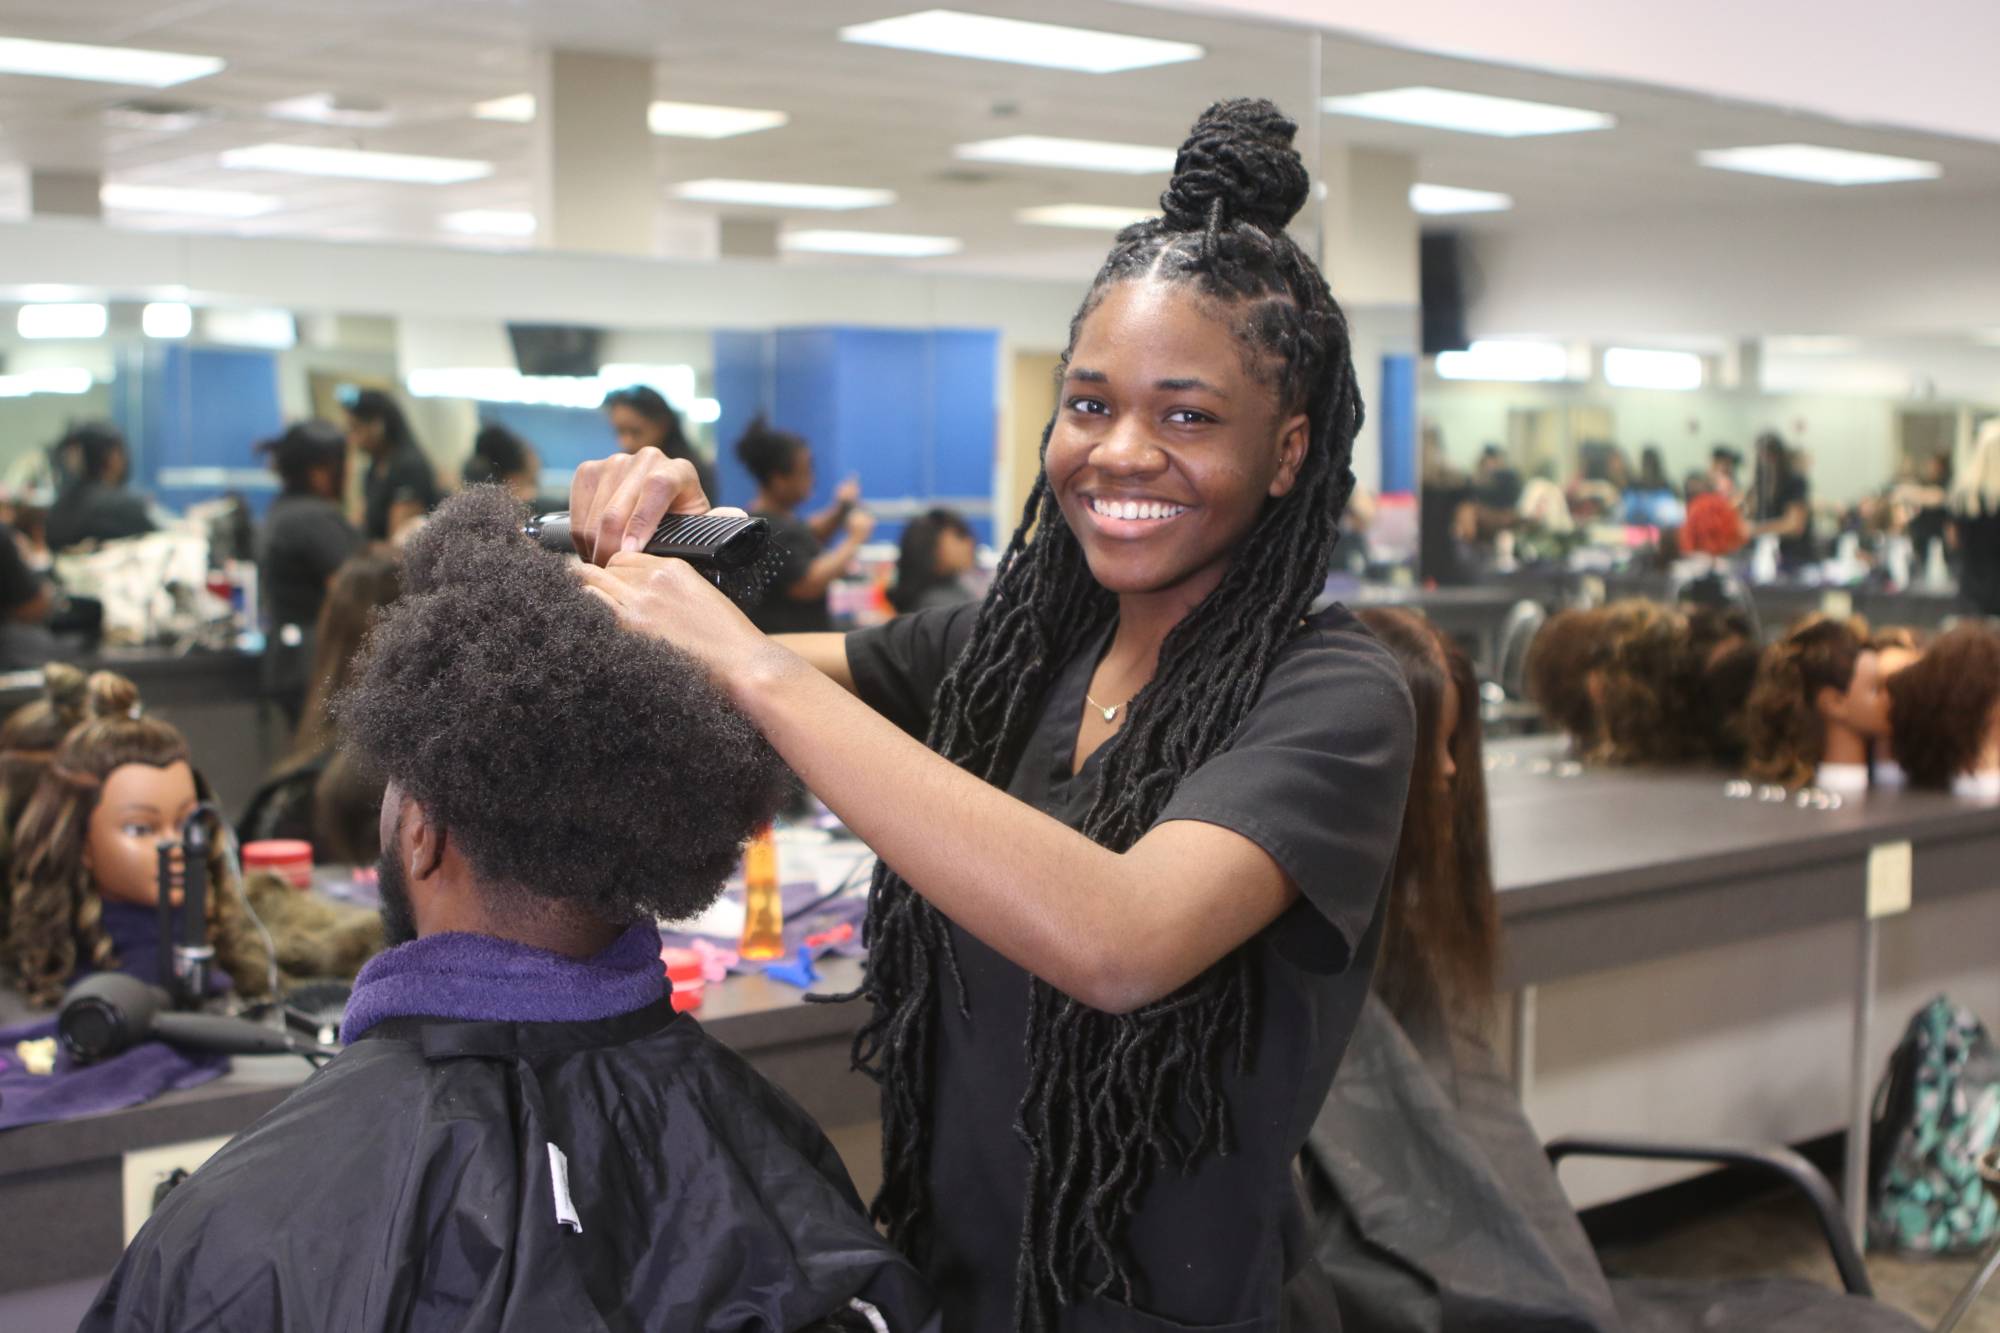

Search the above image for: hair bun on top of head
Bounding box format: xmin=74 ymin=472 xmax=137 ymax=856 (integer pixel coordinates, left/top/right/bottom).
xmin=1159 ymin=97 xmax=1311 ymax=236
xmin=42 ymin=662 xmax=87 ymax=724
xmin=84 ymin=670 xmax=141 ymax=721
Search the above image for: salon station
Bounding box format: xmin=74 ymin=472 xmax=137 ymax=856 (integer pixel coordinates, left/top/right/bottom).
xmin=2 ymin=5 xmax=2000 ymax=1333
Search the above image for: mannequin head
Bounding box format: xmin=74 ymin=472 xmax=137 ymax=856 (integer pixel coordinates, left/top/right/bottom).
xmin=0 ymin=664 xmax=90 ymax=861
xmin=1745 ymin=615 xmax=1874 ymax=788
xmin=1357 ymin=607 xmax=1496 ymax=1031
xmin=1525 ymin=607 xmax=1608 ymax=752
xmin=1594 ymin=600 xmax=1698 ymax=765
xmin=1863 ymin=627 xmax=1926 ymax=744
xmin=1886 ymin=623 xmax=2000 ymax=790
xmin=6 ymin=673 xmax=264 ymax=1007
xmin=1686 ymin=606 xmax=1760 ymax=766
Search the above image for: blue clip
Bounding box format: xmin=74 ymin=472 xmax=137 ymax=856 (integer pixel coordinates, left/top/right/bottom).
xmin=763 ymin=944 xmax=819 ymax=989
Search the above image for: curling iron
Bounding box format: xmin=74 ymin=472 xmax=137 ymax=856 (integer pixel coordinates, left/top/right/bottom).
xmin=156 ymin=804 xmax=223 ymax=1009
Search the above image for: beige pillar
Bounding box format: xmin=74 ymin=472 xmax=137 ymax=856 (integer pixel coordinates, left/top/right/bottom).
xmin=531 ymin=50 xmax=655 ymax=256
xmin=718 ymin=217 xmax=780 ymax=259
xmin=1320 ymin=144 xmax=1419 ymax=499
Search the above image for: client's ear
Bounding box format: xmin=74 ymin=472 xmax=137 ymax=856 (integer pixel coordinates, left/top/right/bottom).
xmin=404 ymin=798 xmax=447 ymax=882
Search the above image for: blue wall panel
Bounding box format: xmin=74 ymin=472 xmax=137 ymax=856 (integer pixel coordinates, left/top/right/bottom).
xmin=144 ymin=345 xmax=285 ymax=514
xmin=1379 ymin=354 xmax=1417 ymax=495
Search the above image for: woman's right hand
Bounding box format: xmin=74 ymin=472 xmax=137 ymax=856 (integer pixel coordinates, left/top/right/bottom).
xmin=568 ymin=446 xmax=713 ymax=566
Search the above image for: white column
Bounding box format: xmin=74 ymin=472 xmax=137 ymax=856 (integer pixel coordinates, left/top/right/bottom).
xmin=1320 ymin=144 xmax=1419 ymax=499
xmin=531 ymin=49 xmax=656 ymax=256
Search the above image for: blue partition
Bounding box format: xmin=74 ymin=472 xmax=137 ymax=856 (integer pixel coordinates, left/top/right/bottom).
xmin=1379 ymin=354 xmax=1417 ymax=496
xmin=142 ymin=345 xmax=286 ymax=514
xmin=710 ymin=325 xmax=999 ymax=543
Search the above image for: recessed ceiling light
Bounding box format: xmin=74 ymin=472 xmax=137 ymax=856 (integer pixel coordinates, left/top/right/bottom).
xmin=1435 ymin=340 xmax=1570 ymax=382
xmin=1017 ymin=204 xmax=1157 ymax=230
xmin=648 ymin=101 xmax=789 ymax=139
xmin=672 ymin=179 xmax=893 ymax=210
xmin=473 ymin=92 xmax=536 ymax=123
xmin=1410 ymin=183 xmax=1514 ymax=215
xmin=839 ymin=10 xmax=1202 ymax=73
xmin=1696 ymin=144 xmax=1941 ymax=186
xmin=1323 ymin=87 xmax=1613 ymax=137
xmin=17 ymin=304 xmax=108 ymax=340
xmin=955 ymin=136 xmax=1177 ymax=174
xmin=220 ymin=143 xmax=493 ymax=184
xmin=0 ymin=367 xmax=92 ymax=397
xmin=441 ymin=209 xmax=536 ymax=238
xmin=102 ymin=182 xmax=279 ymax=218
xmin=141 ymin=302 xmax=194 ymax=339
xmin=1603 ymin=347 xmax=1703 ymax=391
xmin=203 ymin=308 xmax=295 ymax=348
xmin=782 ymin=229 xmax=962 ymax=258
xmin=0 ymin=36 xmax=222 ymax=87
xmin=266 ymin=93 xmax=396 ymax=129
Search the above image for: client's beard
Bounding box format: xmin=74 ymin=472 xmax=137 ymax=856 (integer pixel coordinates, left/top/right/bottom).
xmin=376 ymin=847 xmax=417 ymax=948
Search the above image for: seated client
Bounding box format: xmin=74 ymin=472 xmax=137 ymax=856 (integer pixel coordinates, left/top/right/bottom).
xmin=84 ymin=488 xmax=937 ymax=1333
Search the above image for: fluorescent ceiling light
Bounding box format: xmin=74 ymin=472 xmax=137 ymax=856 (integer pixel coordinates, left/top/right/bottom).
xmin=1435 ymin=340 xmax=1569 ymax=382
xmin=441 ymin=208 xmax=536 ymax=238
xmin=471 ymin=94 xmax=787 ymax=139
xmin=0 ymin=36 xmax=222 ymax=87
xmin=101 ymin=182 xmax=279 ymax=218
xmin=955 ymin=135 xmax=1176 ymax=174
xmin=1764 ymin=335 xmax=1860 ymax=356
xmin=17 ymin=304 xmax=107 ymax=339
xmin=1323 ymin=87 xmax=1613 ymax=137
xmin=1410 ymin=183 xmax=1513 ymax=215
xmin=673 ymin=179 xmax=892 ymax=210
xmin=648 ymin=101 xmax=788 ymax=139
xmin=783 ymin=229 xmax=963 ymax=258
xmin=0 ymin=368 xmax=92 ymax=398
xmin=473 ymin=92 xmax=535 ymax=123
xmin=1017 ymin=203 xmax=1156 ymax=230
xmin=1696 ymin=143 xmax=1940 ymax=185
xmin=266 ymin=93 xmax=395 ymax=129
xmin=1603 ymin=347 xmax=1703 ymax=391
xmin=220 ymin=143 xmax=493 ymax=184
xmin=839 ymin=10 xmax=1203 ymax=73
xmin=406 ymin=363 xmax=704 ymax=412
xmin=141 ymin=302 xmax=194 ymax=339
xmin=202 ymin=308 xmax=296 ymax=349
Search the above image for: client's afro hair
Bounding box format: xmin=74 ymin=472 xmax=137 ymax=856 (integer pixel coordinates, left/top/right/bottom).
xmin=336 ymin=486 xmax=790 ymax=924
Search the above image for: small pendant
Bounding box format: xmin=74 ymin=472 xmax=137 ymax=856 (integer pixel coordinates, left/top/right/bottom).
xmin=1100 ymin=705 xmax=1119 ymax=722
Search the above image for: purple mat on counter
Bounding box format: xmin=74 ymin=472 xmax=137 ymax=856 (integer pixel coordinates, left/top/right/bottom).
xmin=659 ymin=881 xmax=868 ymax=973
xmin=0 ymin=1017 xmax=226 ymax=1132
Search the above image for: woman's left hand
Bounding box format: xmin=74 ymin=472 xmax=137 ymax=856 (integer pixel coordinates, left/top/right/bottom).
xmin=576 ymin=555 xmax=785 ymax=703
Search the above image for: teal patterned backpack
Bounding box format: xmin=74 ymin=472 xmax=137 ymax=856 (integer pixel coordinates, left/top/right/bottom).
xmin=1868 ymin=996 xmax=2000 ymax=1254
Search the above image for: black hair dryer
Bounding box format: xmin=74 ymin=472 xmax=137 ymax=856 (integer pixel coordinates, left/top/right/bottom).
xmin=155 ymin=804 xmax=222 ymax=1009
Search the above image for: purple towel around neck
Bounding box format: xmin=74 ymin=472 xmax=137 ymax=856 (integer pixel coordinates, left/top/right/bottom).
xmin=339 ymin=922 xmax=666 ymax=1045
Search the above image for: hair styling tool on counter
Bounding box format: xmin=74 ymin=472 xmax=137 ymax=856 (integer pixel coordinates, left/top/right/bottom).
xmin=156 ymin=804 xmax=222 ymax=1008
xmin=524 ymin=511 xmax=777 ymax=607
xmin=58 ymin=972 xmax=340 ymax=1065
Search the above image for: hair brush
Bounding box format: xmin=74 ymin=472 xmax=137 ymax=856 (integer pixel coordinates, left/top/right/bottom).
xmin=524 ymin=511 xmax=779 ymax=607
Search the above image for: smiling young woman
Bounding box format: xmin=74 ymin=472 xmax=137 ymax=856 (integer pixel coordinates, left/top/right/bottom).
xmin=571 ymin=98 xmax=1415 ymax=1332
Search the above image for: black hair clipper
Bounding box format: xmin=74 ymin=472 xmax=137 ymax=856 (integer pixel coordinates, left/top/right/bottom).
xmin=525 ymin=510 xmax=776 ymax=608
xmin=525 ymin=511 xmax=770 ymax=570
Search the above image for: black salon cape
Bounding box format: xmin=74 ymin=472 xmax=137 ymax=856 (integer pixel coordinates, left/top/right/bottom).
xmin=81 ymin=998 xmax=939 ymax=1333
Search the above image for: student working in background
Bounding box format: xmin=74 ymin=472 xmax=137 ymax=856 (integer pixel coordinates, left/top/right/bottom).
xmin=345 ymin=389 xmax=442 ymax=543
xmin=255 ymin=421 xmax=361 ymax=721
xmin=735 ymin=417 xmax=874 ymax=635
xmin=602 ymin=384 xmax=717 ymax=502
xmin=46 ymin=423 xmax=154 ymax=551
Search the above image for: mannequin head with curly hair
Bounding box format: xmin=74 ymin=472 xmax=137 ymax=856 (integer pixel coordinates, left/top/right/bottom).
xmin=1593 ymin=600 xmax=1699 ymax=765
xmin=1744 ymin=615 xmax=1880 ymax=789
xmin=0 ymin=663 xmax=90 ymax=889
xmin=6 ymin=672 xmax=267 ymax=1007
xmin=1886 ymin=623 xmax=2000 ymax=791
xmin=335 ymin=487 xmax=790 ymax=952
xmin=1525 ymin=607 xmax=1607 ymax=753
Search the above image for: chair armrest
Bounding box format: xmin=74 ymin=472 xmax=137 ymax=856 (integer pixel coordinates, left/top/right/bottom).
xmin=1546 ymin=1135 xmax=1871 ymax=1298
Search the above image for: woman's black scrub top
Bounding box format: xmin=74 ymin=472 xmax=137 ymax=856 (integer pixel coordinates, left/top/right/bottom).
xmin=846 ymin=601 xmax=1415 ymax=1332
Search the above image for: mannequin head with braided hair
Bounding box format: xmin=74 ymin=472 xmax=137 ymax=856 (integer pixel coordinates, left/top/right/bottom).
xmin=849 ymin=98 xmax=1362 ymax=1327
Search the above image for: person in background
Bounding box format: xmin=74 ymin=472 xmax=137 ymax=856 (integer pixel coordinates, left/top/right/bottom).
xmin=461 ymin=423 xmax=542 ymax=504
xmin=0 ymin=507 xmax=54 ymax=670
xmin=887 ymin=508 xmax=978 ymax=615
xmin=1952 ymin=419 xmax=2000 ymax=616
xmin=44 ymin=423 xmax=154 ymax=552
xmin=1621 ymin=444 xmax=1683 ymax=528
xmin=256 ymin=421 xmax=362 ymax=723
xmin=735 ymin=417 xmax=874 ymax=634
xmin=1709 ymin=445 xmax=1743 ymax=500
xmin=1418 ymin=436 xmax=1477 ymax=585
xmin=601 ymin=384 xmax=717 ymax=502
xmin=1745 ymin=430 xmax=1813 ymax=567
xmin=1471 ymin=444 xmax=1523 ymax=512
xmin=345 ymin=389 xmax=441 ymax=544
xmin=1897 ymin=451 xmax=1953 ymax=565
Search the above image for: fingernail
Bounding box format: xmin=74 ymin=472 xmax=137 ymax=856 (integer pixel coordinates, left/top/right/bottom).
xmin=622 ymin=533 xmax=641 ymax=553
